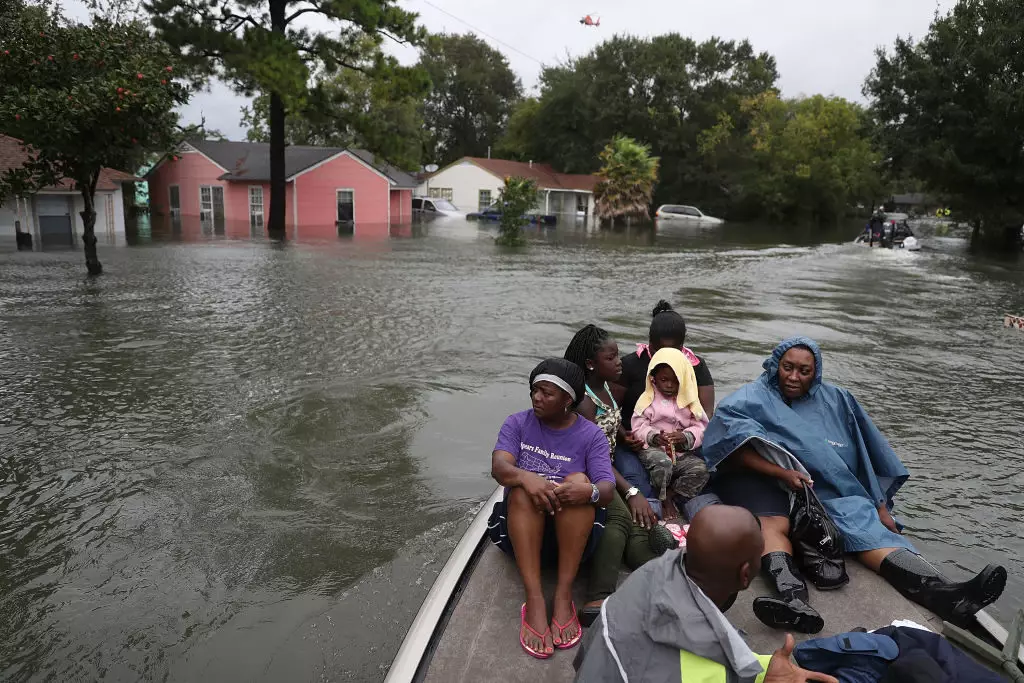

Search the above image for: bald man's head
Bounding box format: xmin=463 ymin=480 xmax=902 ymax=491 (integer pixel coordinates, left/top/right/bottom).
xmin=684 ymin=505 xmax=764 ymax=608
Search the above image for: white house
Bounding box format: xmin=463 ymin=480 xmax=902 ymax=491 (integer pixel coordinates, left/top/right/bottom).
xmin=417 ymin=157 xmax=598 ymax=218
xmin=0 ymin=134 xmax=140 ymax=248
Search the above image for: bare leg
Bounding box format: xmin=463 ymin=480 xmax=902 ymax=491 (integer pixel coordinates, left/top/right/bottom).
xmin=507 ymin=486 xmax=553 ymax=655
xmin=551 ymin=472 xmax=595 ymax=646
xmin=858 ymin=547 xmax=901 ymax=572
xmin=760 ymin=515 xmax=792 ymax=556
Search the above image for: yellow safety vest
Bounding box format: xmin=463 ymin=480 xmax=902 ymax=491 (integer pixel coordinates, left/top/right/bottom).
xmin=679 ymin=650 xmax=773 ymax=682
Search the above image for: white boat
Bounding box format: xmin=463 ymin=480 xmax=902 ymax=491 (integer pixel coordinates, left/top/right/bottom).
xmin=386 ymin=485 xmax=1023 ymax=682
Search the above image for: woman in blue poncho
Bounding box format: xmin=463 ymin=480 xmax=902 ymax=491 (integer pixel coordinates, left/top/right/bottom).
xmin=702 ymin=337 xmax=1006 ymax=634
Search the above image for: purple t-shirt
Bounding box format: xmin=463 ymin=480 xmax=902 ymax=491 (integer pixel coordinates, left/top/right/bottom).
xmin=494 ymin=409 xmax=614 ymax=485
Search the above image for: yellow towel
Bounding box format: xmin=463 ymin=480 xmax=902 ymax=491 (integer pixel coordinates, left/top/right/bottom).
xmin=634 ymin=347 xmax=704 ymax=420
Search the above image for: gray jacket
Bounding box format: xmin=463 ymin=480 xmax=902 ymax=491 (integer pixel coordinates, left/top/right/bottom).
xmin=574 ymin=551 xmax=767 ymax=683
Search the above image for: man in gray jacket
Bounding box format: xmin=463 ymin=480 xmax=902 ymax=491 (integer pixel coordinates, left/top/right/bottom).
xmin=574 ymin=505 xmax=837 ymax=683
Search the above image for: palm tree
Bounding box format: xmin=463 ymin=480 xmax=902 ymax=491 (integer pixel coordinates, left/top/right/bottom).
xmin=593 ymin=135 xmax=660 ymax=225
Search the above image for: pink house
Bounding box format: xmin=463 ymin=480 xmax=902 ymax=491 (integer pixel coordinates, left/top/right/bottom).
xmin=145 ymin=140 xmax=416 ymax=239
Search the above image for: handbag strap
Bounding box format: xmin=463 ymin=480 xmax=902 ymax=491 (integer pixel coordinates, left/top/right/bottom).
xmin=802 ymin=481 xmax=828 ymax=511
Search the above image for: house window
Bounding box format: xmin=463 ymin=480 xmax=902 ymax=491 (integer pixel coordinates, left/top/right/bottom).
xmin=169 ymin=185 xmax=180 ymax=217
xmin=576 ymin=194 xmax=588 ymax=213
xmin=478 ymin=190 xmax=492 ymax=211
xmin=249 ymin=186 xmax=264 ymax=231
xmin=429 ymin=187 xmax=453 ymax=201
xmin=337 ymin=189 xmax=355 ymax=223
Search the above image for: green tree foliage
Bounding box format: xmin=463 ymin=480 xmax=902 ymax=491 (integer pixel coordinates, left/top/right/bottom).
xmin=146 ymin=0 xmax=423 ymax=236
xmin=0 ymin=1 xmax=188 ymax=274
xmin=493 ymin=97 xmax=541 ymax=162
xmin=418 ymin=33 xmax=523 ymax=166
xmin=594 ymin=135 xmax=659 ymax=224
xmin=702 ymin=93 xmax=883 ymax=223
xmin=503 ymin=34 xmax=777 ymax=214
xmin=495 ymin=176 xmax=538 ymax=247
xmin=239 ymin=36 xmax=429 ymax=170
xmin=865 ymin=0 xmax=1024 ymax=239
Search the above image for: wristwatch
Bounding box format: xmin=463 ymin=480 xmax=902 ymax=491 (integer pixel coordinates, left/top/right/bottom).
xmin=624 ymin=486 xmax=640 ymax=501
xmin=590 ymin=483 xmax=600 ymax=503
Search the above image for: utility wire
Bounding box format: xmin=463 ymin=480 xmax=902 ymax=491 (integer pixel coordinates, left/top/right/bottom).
xmin=415 ymin=0 xmax=547 ymax=66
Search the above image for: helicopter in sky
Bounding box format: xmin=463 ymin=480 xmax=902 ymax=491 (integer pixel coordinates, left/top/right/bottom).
xmin=579 ymin=13 xmax=600 ymax=27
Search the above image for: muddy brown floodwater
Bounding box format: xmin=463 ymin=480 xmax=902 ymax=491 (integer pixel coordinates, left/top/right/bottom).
xmin=1 ymin=219 xmax=1022 ymax=681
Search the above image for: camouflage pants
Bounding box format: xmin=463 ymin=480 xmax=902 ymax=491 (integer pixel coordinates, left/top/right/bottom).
xmin=638 ymin=447 xmax=710 ymax=502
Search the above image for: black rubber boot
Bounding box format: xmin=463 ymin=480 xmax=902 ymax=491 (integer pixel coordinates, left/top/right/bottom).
xmin=879 ymin=549 xmax=1006 ymax=627
xmin=752 ymin=552 xmax=824 ymax=634
xmin=648 ymin=524 xmax=679 ymax=556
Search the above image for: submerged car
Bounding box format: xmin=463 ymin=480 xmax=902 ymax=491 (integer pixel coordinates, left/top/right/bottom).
xmin=465 ymin=204 xmax=557 ymax=225
xmin=413 ymin=197 xmax=464 ymax=217
xmin=655 ymin=204 xmax=724 ymax=225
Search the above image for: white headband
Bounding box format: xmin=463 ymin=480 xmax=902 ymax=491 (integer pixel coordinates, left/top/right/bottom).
xmin=532 ymin=373 xmax=576 ymax=401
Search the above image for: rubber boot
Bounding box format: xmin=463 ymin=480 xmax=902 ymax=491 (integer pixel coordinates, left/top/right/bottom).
xmin=879 ymin=549 xmax=1006 ymax=627
xmin=648 ymin=524 xmax=679 ymax=556
xmin=752 ymin=552 xmax=824 ymax=634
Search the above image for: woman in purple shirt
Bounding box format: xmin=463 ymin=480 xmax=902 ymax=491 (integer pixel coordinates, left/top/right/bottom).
xmin=488 ymin=358 xmax=615 ymax=660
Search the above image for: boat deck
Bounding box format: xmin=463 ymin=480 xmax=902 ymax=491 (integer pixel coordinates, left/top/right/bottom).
xmin=422 ymin=542 xmax=943 ymax=683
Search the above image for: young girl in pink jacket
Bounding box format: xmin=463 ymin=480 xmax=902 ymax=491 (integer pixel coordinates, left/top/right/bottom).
xmin=630 ymin=347 xmax=710 ymax=520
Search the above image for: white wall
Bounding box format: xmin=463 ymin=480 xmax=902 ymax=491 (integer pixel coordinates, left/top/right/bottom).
xmin=69 ymin=189 xmax=124 ymax=238
xmin=415 ymin=161 xmax=502 ymax=213
xmin=0 ymin=198 xmax=17 ymax=237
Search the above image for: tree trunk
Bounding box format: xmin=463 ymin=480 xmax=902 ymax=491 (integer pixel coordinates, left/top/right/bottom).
xmin=80 ymin=181 xmax=102 ymax=276
xmin=267 ymin=0 xmax=287 ymax=240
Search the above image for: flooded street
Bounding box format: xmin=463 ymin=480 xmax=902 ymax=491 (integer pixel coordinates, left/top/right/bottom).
xmin=1 ymin=220 xmax=1023 ymax=681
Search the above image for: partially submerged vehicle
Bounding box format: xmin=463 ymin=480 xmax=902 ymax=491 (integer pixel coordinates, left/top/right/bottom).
xmin=413 ymin=197 xmax=465 ymax=218
xmin=466 ymin=204 xmax=558 ymax=226
xmin=655 ymin=204 xmax=724 ymax=225
xmin=386 ymin=486 xmax=1023 ymax=683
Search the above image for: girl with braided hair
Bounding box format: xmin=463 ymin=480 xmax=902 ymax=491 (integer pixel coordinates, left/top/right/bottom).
xmin=564 ymin=324 xmax=678 ymax=627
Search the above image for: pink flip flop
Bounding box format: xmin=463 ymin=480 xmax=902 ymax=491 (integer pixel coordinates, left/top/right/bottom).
xmin=519 ymin=603 xmax=552 ymax=659
xmin=552 ymin=602 xmax=583 ymax=650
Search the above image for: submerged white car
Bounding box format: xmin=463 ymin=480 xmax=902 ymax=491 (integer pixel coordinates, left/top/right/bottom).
xmin=655 ymin=204 xmax=724 ymax=225
xmin=413 ymin=197 xmax=464 ymax=217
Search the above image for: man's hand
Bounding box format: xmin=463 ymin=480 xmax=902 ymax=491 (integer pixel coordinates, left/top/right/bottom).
xmin=878 ymin=505 xmax=900 ymax=534
xmin=521 ymin=473 xmax=560 ymax=514
xmin=627 ymin=494 xmax=658 ymax=529
xmin=764 ymin=634 xmax=839 ymax=683
xmin=778 ymin=469 xmax=813 ymax=492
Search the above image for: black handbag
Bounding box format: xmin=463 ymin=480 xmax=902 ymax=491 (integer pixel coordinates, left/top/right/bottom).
xmin=789 ymin=481 xmax=850 ymax=590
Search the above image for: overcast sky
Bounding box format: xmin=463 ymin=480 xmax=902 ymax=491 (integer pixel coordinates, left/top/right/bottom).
xmin=65 ymin=0 xmax=955 ymax=141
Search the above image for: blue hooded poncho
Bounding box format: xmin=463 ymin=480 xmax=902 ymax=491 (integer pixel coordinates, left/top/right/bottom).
xmin=701 ymin=337 xmax=914 ymax=553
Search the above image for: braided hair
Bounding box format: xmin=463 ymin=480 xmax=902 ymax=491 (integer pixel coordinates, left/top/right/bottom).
xmin=564 ymin=324 xmax=611 ymax=378
xmin=649 ymin=300 xmax=687 ymax=347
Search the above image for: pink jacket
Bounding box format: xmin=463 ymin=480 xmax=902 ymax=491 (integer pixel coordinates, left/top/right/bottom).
xmin=631 ymin=389 xmax=708 ymax=449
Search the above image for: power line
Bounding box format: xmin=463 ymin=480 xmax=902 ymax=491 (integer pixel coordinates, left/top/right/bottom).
xmin=415 ymin=0 xmax=547 ymax=67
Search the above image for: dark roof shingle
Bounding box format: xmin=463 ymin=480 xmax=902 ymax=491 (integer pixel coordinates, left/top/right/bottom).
xmin=0 ymin=134 xmax=141 ymax=192
xmin=186 ymin=140 xmax=418 ymax=187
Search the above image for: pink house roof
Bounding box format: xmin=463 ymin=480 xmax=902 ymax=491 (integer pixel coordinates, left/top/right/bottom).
xmin=456 ymin=157 xmax=598 ymax=192
xmin=0 ymin=134 xmax=142 ymax=191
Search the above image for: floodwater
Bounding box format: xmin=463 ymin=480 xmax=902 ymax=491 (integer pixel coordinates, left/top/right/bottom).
xmin=1 ymin=218 xmax=1023 ymax=681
